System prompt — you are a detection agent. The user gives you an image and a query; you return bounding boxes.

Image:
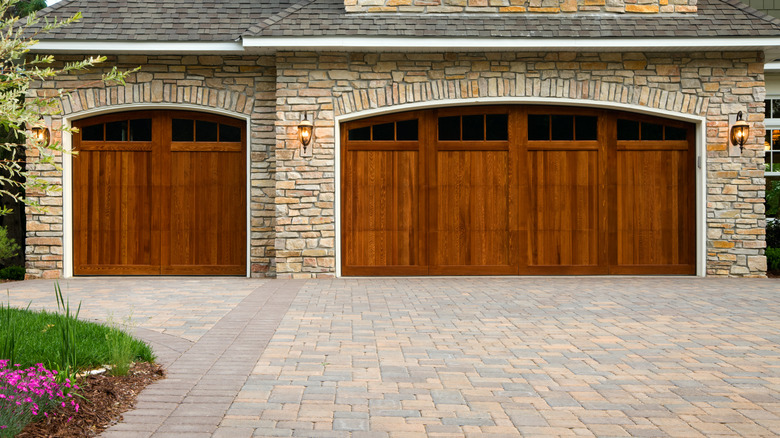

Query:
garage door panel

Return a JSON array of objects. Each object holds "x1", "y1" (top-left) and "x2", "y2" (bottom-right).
[
  {"x1": 168, "y1": 150, "x2": 245, "y2": 271},
  {"x1": 73, "y1": 111, "x2": 246, "y2": 276},
  {"x1": 341, "y1": 107, "x2": 695, "y2": 277},
  {"x1": 343, "y1": 150, "x2": 421, "y2": 270},
  {"x1": 73, "y1": 150, "x2": 156, "y2": 274},
  {"x1": 616, "y1": 149, "x2": 694, "y2": 269},
  {"x1": 528, "y1": 150, "x2": 599, "y2": 267},
  {"x1": 432, "y1": 150, "x2": 513, "y2": 269}
]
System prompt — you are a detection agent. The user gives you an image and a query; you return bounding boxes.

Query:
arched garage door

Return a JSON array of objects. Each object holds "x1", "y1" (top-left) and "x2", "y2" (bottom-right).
[
  {"x1": 73, "y1": 110, "x2": 246, "y2": 275},
  {"x1": 341, "y1": 106, "x2": 695, "y2": 276}
]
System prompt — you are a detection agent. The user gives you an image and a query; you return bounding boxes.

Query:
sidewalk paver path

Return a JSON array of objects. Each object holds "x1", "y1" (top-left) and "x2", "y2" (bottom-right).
[{"x1": 4, "y1": 277, "x2": 780, "y2": 437}]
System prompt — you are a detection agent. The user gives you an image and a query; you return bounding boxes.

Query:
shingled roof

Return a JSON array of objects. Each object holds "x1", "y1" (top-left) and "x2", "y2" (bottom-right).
[
  {"x1": 34, "y1": 0, "x2": 780, "y2": 41},
  {"x1": 33, "y1": 0, "x2": 292, "y2": 41}
]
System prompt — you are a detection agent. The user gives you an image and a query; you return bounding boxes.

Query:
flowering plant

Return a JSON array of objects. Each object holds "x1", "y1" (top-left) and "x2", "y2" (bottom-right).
[{"x1": 0, "y1": 360, "x2": 79, "y2": 437}]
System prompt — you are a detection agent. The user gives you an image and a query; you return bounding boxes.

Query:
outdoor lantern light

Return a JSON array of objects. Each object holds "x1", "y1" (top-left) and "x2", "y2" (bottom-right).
[
  {"x1": 30, "y1": 120, "x2": 50, "y2": 146},
  {"x1": 730, "y1": 110, "x2": 750, "y2": 152},
  {"x1": 298, "y1": 113, "x2": 314, "y2": 153}
]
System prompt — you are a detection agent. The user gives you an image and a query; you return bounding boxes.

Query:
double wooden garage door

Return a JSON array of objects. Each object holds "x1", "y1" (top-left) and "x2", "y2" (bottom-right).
[
  {"x1": 73, "y1": 111, "x2": 246, "y2": 275},
  {"x1": 341, "y1": 106, "x2": 696, "y2": 276}
]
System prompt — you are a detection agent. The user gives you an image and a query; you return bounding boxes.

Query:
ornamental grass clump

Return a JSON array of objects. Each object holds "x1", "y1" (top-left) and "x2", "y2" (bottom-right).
[{"x1": 0, "y1": 360, "x2": 79, "y2": 437}]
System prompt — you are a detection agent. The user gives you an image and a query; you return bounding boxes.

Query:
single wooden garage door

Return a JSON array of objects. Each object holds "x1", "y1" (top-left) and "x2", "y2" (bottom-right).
[
  {"x1": 73, "y1": 111, "x2": 246, "y2": 275},
  {"x1": 341, "y1": 106, "x2": 695, "y2": 276}
]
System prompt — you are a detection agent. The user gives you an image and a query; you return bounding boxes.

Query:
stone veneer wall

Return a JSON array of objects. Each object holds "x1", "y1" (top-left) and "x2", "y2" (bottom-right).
[
  {"x1": 345, "y1": 0, "x2": 696, "y2": 13},
  {"x1": 25, "y1": 55, "x2": 277, "y2": 278},
  {"x1": 274, "y1": 51, "x2": 766, "y2": 278},
  {"x1": 25, "y1": 50, "x2": 766, "y2": 278}
]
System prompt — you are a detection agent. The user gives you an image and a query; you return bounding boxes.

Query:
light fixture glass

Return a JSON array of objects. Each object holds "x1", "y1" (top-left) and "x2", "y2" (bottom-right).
[
  {"x1": 30, "y1": 125, "x2": 50, "y2": 146},
  {"x1": 298, "y1": 113, "x2": 313, "y2": 153},
  {"x1": 730, "y1": 111, "x2": 749, "y2": 152}
]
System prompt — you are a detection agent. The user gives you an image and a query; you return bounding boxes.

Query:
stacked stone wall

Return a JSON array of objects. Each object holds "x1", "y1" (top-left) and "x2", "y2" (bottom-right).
[
  {"x1": 274, "y1": 51, "x2": 766, "y2": 278},
  {"x1": 24, "y1": 50, "x2": 767, "y2": 278},
  {"x1": 25, "y1": 54, "x2": 277, "y2": 278}
]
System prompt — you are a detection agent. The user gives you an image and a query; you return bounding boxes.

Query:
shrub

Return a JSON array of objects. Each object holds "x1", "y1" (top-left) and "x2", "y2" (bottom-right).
[
  {"x1": 0, "y1": 228, "x2": 19, "y2": 267},
  {"x1": 767, "y1": 247, "x2": 780, "y2": 273},
  {"x1": 767, "y1": 219, "x2": 780, "y2": 250},
  {"x1": 0, "y1": 266, "x2": 24, "y2": 281}
]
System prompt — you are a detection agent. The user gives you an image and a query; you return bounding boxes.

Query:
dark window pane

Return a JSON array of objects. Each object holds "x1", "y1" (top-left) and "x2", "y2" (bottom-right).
[
  {"x1": 665, "y1": 125, "x2": 687, "y2": 141},
  {"x1": 81, "y1": 124, "x2": 103, "y2": 141},
  {"x1": 129, "y1": 118, "x2": 152, "y2": 141},
  {"x1": 462, "y1": 115, "x2": 484, "y2": 141},
  {"x1": 766, "y1": 130, "x2": 772, "y2": 151},
  {"x1": 219, "y1": 124, "x2": 241, "y2": 142},
  {"x1": 396, "y1": 119, "x2": 418, "y2": 141},
  {"x1": 617, "y1": 119, "x2": 639, "y2": 140},
  {"x1": 528, "y1": 115, "x2": 549, "y2": 140},
  {"x1": 196, "y1": 120, "x2": 218, "y2": 142},
  {"x1": 348, "y1": 126, "x2": 370, "y2": 141},
  {"x1": 575, "y1": 116, "x2": 598, "y2": 140},
  {"x1": 551, "y1": 115, "x2": 574, "y2": 141},
  {"x1": 641, "y1": 122, "x2": 663, "y2": 140},
  {"x1": 486, "y1": 114, "x2": 508, "y2": 141},
  {"x1": 438, "y1": 116, "x2": 460, "y2": 141},
  {"x1": 767, "y1": 99, "x2": 772, "y2": 119},
  {"x1": 773, "y1": 100, "x2": 780, "y2": 119},
  {"x1": 172, "y1": 119, "x2": 194, "y2": 142},
  {"x1": 773, "y1": 130, "x2": 780, "y2": 150},
  {"x1": 105, "y1": 121, "x2": 127, "y2": 141},
  {"x1": 372, "y1": 122, "x2": 394, "y2": 141}
]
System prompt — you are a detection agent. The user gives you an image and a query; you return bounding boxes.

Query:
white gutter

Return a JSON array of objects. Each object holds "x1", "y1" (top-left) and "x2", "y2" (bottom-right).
[
  {"x1": 31, "y1": 40, "x2": 245, "y2": 53},
  {"x1": 765, "y1": 61, "x2": 780, "y2": 71},
  {"x1": 241, "y1": 36, "x2": 780, "y2": 50}
]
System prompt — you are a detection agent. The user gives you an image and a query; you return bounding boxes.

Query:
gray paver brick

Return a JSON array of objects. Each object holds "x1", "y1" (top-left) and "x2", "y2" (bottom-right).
[{"x1": 7, "y1": 277, "x2": 780, "y2": 438}]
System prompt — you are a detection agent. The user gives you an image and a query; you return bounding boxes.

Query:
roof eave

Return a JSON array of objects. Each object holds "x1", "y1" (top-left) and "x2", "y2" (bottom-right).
[{"x1": 30, "y1": 40, "x2": 245, "y2": 54}]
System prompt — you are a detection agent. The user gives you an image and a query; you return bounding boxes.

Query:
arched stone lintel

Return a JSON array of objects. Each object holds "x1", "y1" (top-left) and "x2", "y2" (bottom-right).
[
  {"x1": 58, "y1": 83, "x2": 255, "y2": 116},
  {"x1": 333, "y1": 77, "x2": 707, "y2": 118}
]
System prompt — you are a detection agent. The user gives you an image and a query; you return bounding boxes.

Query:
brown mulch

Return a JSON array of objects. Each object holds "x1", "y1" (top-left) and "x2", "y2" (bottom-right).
[{"x1": 18, "y1": 362, "x2": 165, "y2": 438}]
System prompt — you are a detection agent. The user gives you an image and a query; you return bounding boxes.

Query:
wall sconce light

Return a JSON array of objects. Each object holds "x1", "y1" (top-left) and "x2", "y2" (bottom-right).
[
  {"x1": 29, "y1": 118, "x2": 50, "y2": 146},
  {"x1": 298, "y1": 113, "x2": 314, "y2": 155},
  {"x1": 730, "y1": 110, "x2": 749, "y2": 153}
]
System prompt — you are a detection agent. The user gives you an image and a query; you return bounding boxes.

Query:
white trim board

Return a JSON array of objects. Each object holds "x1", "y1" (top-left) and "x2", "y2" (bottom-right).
[
  {"x1": 243, "y1": 36, "x2": 780, "y2": 53},
  {"x1": 61, "y1": 103, "x2": 252, "y2": 278},
  {"x1": 333, "y1": 97, "x2": 707, "y2": 277},
  {"x1": 32, "y1": 41, "x2": 244, "y2": 53},
  {"x1": 32, "y1": 37, "x2": 780, "y2": 57}
]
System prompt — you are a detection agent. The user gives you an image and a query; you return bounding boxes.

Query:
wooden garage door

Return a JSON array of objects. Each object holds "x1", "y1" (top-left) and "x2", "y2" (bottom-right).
[
  {"x1": 341, "y1": 106, "x2": 695, "y2": 276},
  {"x1": 73, "y1": 111, "x2": 246, "y2": 275}
]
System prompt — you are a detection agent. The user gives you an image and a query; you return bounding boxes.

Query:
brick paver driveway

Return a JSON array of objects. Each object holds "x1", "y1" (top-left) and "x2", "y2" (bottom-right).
[{"x1": 5, "y1": 277, "x2": 780, "y2": 437}]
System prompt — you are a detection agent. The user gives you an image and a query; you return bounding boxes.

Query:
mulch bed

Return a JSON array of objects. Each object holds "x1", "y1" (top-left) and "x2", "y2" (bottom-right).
[{"x1": 18, "y1": 362, "x2": 165, "y2": 438}]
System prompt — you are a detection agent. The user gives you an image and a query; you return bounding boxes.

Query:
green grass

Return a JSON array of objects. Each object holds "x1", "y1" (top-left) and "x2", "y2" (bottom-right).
[{"x1": 1, "y1": 307, "x2": 154, "y2": 370}]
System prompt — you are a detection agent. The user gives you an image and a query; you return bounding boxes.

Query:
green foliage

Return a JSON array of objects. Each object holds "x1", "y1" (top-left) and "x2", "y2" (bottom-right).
[
  {"x1": 0, "y1": 265, "x2": 24, "y2": 280},
  {"x1": 0, "y1": 300, "x2": 16, "y2": 365},
  {"x1": 3, "y1": 0, "x2": 45, "y2": 18},
  {"x1": 0, "y1": 226, "x2": 19, "y2": 266},
  {"x1": 106, "y1": 326, "x2": 134, "y2": 376},
  {"x1": 53, "y1": 281, "x2": 80, "y2": 382},
  {"x1": 767, "y1": 219, "x2": 780, "y2": 249},
  {"x1": 766, "y1": 180, "x2": 780, "y2": 218},
  {"x1": 766, "y1": 247, "x2": 780, "y2": 272},
  {"x1": 0, "y1": 0, "x2": 138, "y2": 216},
  {"x1": 0, "y1": 306, "x2": 154, "y2": 370}
]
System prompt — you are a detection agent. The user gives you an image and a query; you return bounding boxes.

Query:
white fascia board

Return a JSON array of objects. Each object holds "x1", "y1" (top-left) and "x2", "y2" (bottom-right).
[
  {"x1": 31, "y1": 40, "x2": 244, "y2": 53},
  {"x1": 765, "y1": 62, "x2": 780, "y2": 71},
  {"x1": 242, "y1": 36, "x2": 780, "y2": 51}
]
